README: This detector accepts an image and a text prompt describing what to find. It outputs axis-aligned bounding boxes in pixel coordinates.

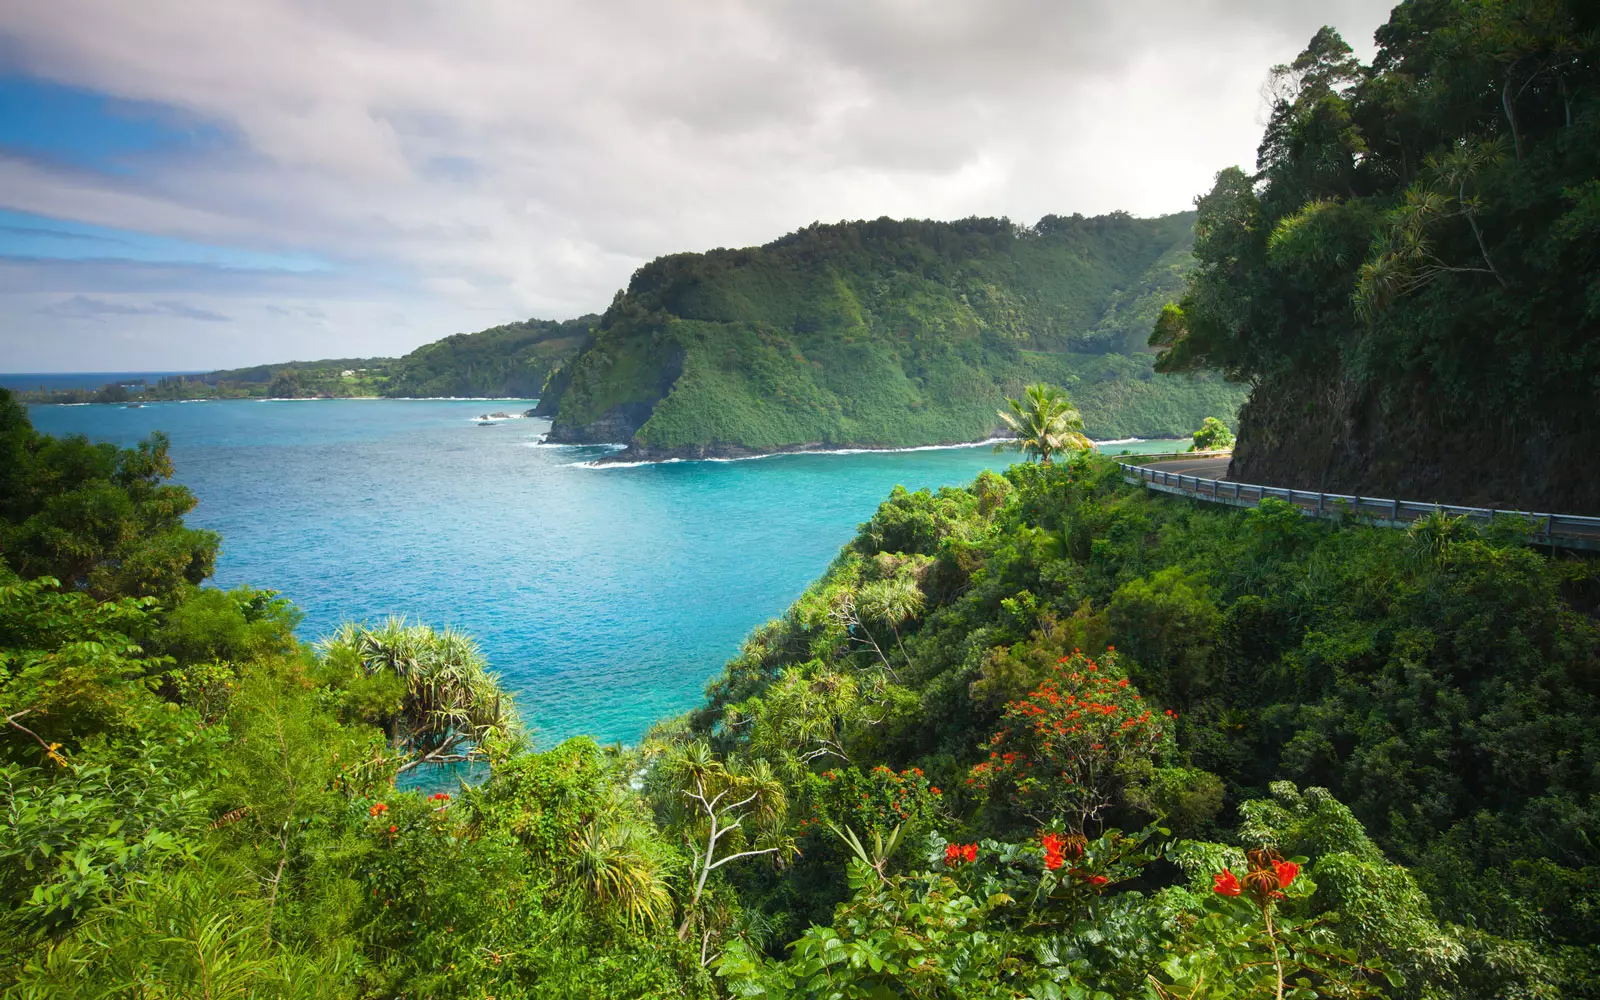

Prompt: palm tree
[995,384,1093,464]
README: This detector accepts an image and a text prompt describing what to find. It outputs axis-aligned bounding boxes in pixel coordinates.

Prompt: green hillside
[380,315,597,398]
[80,316,600,402]
[541,213,1246,455]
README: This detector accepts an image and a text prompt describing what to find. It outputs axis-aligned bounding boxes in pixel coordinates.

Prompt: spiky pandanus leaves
[570,822,673,929]
[318,618,516,770]
[995,384,1093,465]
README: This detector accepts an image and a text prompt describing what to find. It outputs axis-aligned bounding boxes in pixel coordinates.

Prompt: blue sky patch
[0,74,231,174]
[0,209,329,272]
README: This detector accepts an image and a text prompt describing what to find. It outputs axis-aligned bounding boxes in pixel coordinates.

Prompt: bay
[25,399,1184,746]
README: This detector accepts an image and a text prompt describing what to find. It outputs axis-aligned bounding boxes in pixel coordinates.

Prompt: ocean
[25,398,1183,746]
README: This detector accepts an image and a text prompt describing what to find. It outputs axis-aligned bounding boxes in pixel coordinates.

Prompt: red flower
[1274,860,1300,889]
[388,824,397,834]
[1041,832,1065,855]
[369,803,388,817]
[1044,850,1065,870]
[1213,869,1242,896]
[1090,874,1109,886]
[930,787,941,795]
[945,843,962,865]
[962,843,978,864]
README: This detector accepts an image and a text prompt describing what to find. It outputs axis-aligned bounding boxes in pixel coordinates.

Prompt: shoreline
[568,435,1182,469]
[582,436,1012,468]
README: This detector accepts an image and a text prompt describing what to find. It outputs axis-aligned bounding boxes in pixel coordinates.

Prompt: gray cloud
[0,0,1396,369]
[39,294,230,322]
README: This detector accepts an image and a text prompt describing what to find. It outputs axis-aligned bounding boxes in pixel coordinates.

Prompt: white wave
[573,434,1180,470]
[574,436,1020,469]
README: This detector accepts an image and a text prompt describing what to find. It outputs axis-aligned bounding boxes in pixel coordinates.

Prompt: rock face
[542,401,659,445]
[1229,370,1600,515]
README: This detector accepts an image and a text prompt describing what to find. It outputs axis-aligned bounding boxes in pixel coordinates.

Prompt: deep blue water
[25,399,1184,746]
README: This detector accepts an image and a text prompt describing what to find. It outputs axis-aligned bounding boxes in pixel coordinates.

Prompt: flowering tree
[969,649,1170,832]
[1152,849,1391,1000]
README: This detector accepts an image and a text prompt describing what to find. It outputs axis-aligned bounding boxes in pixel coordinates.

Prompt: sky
[0,0,1398,372]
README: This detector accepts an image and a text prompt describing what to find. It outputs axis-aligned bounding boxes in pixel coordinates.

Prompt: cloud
[40,293,229,322]
[0,0,1398,368]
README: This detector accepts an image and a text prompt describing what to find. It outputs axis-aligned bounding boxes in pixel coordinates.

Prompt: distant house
[341,370,356,377]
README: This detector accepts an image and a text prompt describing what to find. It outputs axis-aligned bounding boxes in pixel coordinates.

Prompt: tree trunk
[1501,74,1523,164]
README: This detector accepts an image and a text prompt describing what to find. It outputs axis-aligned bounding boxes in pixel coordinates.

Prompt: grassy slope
[547,213,1247,450]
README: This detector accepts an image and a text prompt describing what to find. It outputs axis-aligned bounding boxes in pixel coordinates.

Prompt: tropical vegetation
[4,366,1596,997]
[4,3,1597,997]
[1150,3,1600,512]
[1190,416,1235,452]
[994,383,1093,464]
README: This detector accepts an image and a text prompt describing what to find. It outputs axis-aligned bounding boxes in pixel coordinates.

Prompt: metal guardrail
[1119,462,1600,551]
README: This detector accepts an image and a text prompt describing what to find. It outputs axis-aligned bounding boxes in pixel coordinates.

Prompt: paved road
[1141,456,1233,480]
[1125,454,1600,549]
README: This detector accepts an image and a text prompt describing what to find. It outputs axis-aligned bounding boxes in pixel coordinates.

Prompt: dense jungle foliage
[541,212,1247,455]
[4,371,1597,998]
[1151,0,1600,511]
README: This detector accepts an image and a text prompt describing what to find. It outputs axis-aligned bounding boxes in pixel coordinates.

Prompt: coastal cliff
[1229,368,1600,513]
[540,214,1246,460]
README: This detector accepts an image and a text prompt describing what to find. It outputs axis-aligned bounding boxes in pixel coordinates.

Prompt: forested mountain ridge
[539,212,1247,458]
[1153,6,1600,513]
[378,314,597,398]
[15,316,600,403]
[205,314,597,399]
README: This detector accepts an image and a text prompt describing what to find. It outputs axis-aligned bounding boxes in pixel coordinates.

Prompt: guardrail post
[1317,493,1324,516]
[1391,498,1399,523]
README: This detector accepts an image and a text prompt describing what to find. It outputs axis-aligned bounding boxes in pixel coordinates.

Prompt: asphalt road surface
[1140,456,1233,480]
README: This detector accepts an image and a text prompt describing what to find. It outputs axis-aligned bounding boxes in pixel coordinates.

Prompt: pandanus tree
[658,741,793,949]
[995,384,1093,464]
[318,618,516,772]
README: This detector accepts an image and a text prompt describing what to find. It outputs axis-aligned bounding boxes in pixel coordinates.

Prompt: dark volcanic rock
[1230,370,1600,515]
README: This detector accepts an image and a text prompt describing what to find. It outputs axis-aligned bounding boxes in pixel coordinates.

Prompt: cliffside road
[1123,458,1600,551]
[1141,456,1232,480]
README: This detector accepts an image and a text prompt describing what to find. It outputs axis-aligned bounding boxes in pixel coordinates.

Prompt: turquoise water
[25,400,1178,746]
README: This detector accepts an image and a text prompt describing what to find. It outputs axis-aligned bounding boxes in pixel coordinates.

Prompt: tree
[317,619,516,772]
[969,650,1171,833]
[0,390,218,602]
[1191,416,1236,451]
[995,384,1093,464]
[657,741,791,946]
[267,370,302,398]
